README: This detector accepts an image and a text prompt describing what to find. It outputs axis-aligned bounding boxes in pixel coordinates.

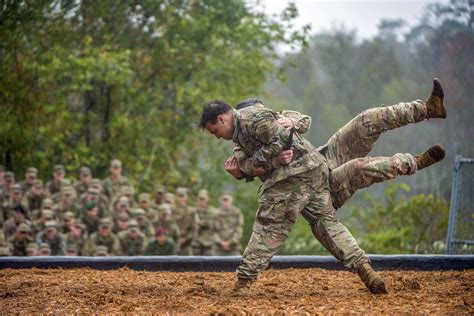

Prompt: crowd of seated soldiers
[0,159,244,257]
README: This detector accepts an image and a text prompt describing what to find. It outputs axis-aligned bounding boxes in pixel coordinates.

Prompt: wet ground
[1,268,472,314]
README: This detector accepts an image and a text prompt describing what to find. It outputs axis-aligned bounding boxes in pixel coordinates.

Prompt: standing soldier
[173,187,198,255]
[118,220,147,256]
[74,167,92,197]
[216,193,244,256]
[192,189,219,256]
[85,217,121,256]
[46,164,66,196]
[151,184,166,209]
[23,180,46,218]
[102,159,132,201]
[138,193,157,222]
[19,167,38,194]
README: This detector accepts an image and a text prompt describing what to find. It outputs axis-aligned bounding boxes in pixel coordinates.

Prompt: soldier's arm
[279,110,312,134]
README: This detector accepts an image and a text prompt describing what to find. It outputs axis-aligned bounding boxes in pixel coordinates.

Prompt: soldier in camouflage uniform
[54,185,81,221]
[23,180,46,216]
[19,167,38,194]
[35,220,66,255]
[26,242,38,256]
[81,201,101,235]
[85,217,121,256]
[130,208,155,238]
[118,220,147,256]
[79,187,109,219]
[113,212,130,235]
[173,187,198,255]
[31,208,55,237]
[39,242,52,256]
[215,193,244,256]
[46,164,66,196]
[102,159,133,201]
[144,226,177,256]
[8,223,33,256]
[192,189,219,256]
[153,204,181,244]
[4,184,30,220]
[138,193,158,222]
[151,184,166,210]
[65,243,78,256]
[200,100,383,295]
[74,167,92,197]
[65,221,88,256]
[4,204,31,240]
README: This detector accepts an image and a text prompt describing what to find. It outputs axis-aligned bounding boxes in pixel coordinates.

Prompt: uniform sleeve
[249,118,291,170]
[280,110,312,134]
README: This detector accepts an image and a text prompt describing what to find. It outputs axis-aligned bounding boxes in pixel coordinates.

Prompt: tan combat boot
[357,262,388,294]
[415,144,446,171]
[426,78,446,118]
[230,278,252,297]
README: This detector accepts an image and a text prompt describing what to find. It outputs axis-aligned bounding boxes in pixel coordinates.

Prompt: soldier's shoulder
[239,107,277,121]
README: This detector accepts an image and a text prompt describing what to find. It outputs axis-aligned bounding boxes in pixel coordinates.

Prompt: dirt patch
[0,268,472,314]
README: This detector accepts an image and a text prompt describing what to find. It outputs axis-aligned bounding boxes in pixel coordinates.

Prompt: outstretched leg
[321,79,446,170]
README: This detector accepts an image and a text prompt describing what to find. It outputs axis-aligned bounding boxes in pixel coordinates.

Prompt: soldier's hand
[251,166,266,175]
[277,149,294,165]
[277,117,294,129]
[225,156,244,179]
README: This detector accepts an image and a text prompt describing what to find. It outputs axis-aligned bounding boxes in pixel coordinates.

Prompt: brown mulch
[0,268,472,314]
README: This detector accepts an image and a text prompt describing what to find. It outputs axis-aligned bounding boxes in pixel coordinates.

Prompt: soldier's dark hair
[235,98,263,110]
[199,100,233,128]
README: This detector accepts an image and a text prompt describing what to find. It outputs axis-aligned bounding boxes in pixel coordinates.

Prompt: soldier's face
[205,115,233,140]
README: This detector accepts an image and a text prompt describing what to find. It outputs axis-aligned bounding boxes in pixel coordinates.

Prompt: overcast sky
[258,0,447,40]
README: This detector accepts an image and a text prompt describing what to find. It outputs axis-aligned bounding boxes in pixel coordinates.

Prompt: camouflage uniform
[118,220,147,256]
[233,107,368,281]
[23,180,46,215]
[65,223,88,256]
[216,203,244,256]
[153,204,181,244]
[35,221,66,256]
[102,176,132,201]
[85,218,121,256]
[193,190,219,256]
[145,238,176,256]
[173,188,198,255]
[8,223,33,256]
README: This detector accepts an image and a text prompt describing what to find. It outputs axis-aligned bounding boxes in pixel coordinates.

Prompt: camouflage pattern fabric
[215,205,244,255]
[173,205,198,255]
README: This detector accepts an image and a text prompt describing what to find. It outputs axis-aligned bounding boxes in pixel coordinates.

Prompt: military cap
[26,243,39,252]
[110,159,122,168]
[42,198,54,209]
[80,167,91,176]
[53,164,65,172]
[176,187,188,197]
[99,217,112,228]
[117,212,130,221]
[66,243,77,252]
[94,245,108,256]
[131,208,146,217]
[90,178,102,187]
[158,204,172,213]
[198,189,209,198]
[4,171,15,180]
[11,183,22,192]
[61,185,75,195]
[60,178,71,186]
[45,220,57,229]
[118,197,130,207]
[17,223,31,233]
[85,201,97,210]
[138,193,151,203]
[155,184,166,193]
[0,247,10,256]
[39,243,51,251]
[87,187,100,195]
[120,186,134,195]
[26,167,38,175]
[127,219,139,231]
[164,192,175,204]
[155,226,169,237]
[42,209,54,220]
[33,179,44,189]
[63,211,75,220]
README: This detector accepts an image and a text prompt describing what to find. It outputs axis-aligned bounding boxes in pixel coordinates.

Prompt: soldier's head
[138,193,151,210]
[131,208,146,225]
[90,178,103,192]
[175,187,188,206]
[86,187,100,201]
[63,211,76,228]
[71,222,85,238]
[79,167,92,185]
[41,209,55,223]
[4,171,15,186]
[199,100,234,140]
[98,218,112,236]
[61,185,76,205]
[158,204,172,222]
[94,245,108,256]
[13,204,27,222]
[116,212,130,230]
[235,98,264,110]
[26,243,38,256]
[11,184,23,202]
[44,221,58,239]
[31,179,44,196]
[155,226,169,245]
[164,192,175,207]
[196,189,209,208]
[154,184,165,203]
[53,164,65,182]
[41,198,54,212]
[25,167,38,184]
[127,220,140,238]
[65,244,78,256]
[116,197,130,213]
[110,159,122,177]
[39,243,51,256]
[16,223,31,241]
[220,193,233,209]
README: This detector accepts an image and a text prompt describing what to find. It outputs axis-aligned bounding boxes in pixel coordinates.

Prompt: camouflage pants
[323,100,426,208]
[236,165,368,281]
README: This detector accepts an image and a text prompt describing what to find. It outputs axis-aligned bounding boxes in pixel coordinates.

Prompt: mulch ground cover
[1,268,472,314]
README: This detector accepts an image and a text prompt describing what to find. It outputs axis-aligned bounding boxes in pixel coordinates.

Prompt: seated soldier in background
[193,189,219,256]
[54,185,80,221]
[46,164,66,196]
[131,208,155,238]
[74,167,92,197]
[38,242,51,256]
[23,180,46,216]
[85,217,121,256]
[113,212,130,235]
[5,184,30,220]
[65,221,88,256]
[118,219,147,256]
[81,201,101,235]
[151,184,166,210]
[31,208,55,237]
[145,226,176,256]
[36,220,66,256]
[153,204,180,245]
[216,193,244,256]
[26,242,38,256]
[163,193,176,208]
[8,223,33,256]
[4,204,31,240]
[65,243,78,256]
[19,167,38,194]
[173,187,198,256]
[138,193,157,222]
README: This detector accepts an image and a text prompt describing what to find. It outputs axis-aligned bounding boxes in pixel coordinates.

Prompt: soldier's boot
[415,144,446,171]
[230,278,252,297]
[426,78,446,118]
[357,262,388,294]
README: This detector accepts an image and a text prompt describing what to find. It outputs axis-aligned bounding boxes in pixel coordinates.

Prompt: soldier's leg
[329,153,417,209]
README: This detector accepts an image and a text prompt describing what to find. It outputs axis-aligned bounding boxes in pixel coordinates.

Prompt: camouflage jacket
[194,206,219,247]
[102,176,132,200]
[173,205,198,247]
[118,231,147,256]
[216,206,244,250]
[232,107,325,190]
[86,232,121,256]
